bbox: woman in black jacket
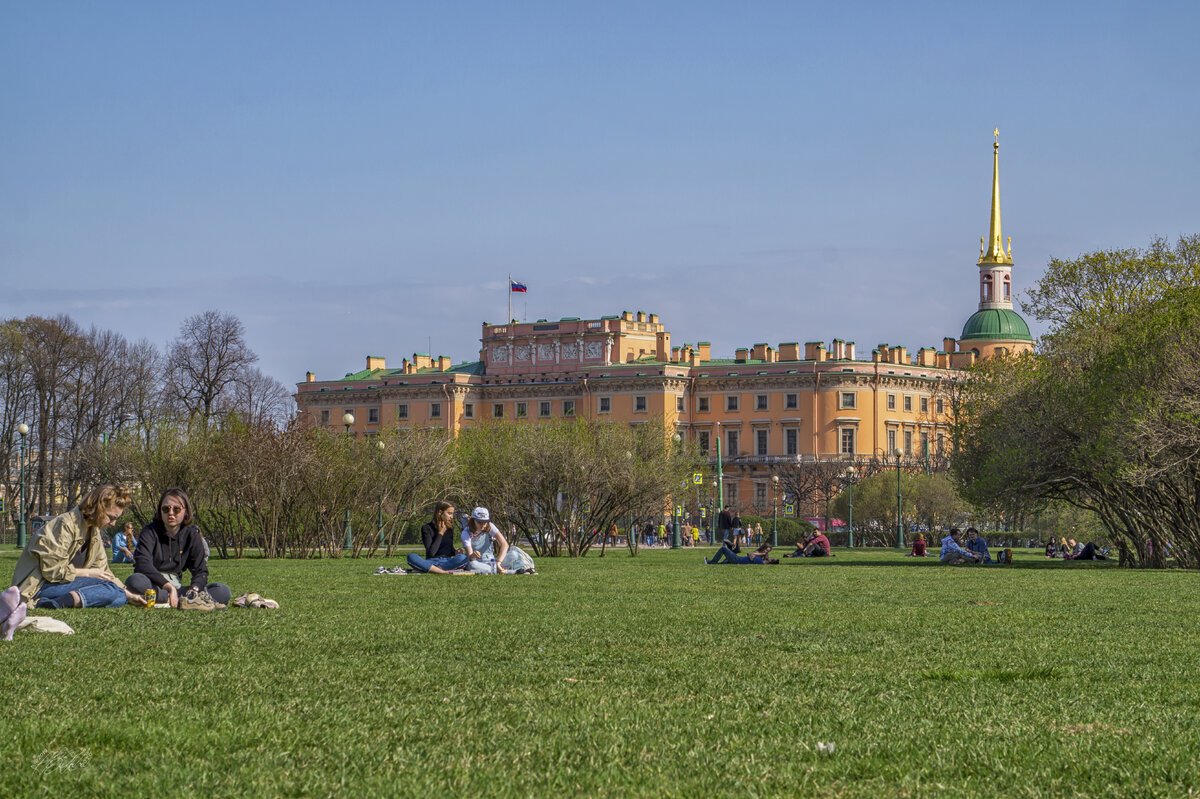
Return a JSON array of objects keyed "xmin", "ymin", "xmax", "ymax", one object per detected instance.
[{"xmin": 126, "ymin": 488, "xmax": 231, "ymax": 609}]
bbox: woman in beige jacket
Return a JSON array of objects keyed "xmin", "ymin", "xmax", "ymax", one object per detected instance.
[{"xmin": 11, "ymin": 484, "xmax": 147, "ymax": 609}]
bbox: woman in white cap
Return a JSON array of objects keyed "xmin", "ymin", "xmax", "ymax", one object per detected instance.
[{"xmin": 461, "ymin": 507, "xmax": 509, "ymax": 573}]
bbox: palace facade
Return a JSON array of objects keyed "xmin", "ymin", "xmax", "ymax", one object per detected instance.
[{"xmin": 295, "ymin": 136, "xmax": 1033, "ymax": 511}]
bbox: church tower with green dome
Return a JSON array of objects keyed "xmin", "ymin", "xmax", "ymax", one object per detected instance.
[{"xmin": 957, "ymin": 130, "xmax": 1034, "ymax": 358}]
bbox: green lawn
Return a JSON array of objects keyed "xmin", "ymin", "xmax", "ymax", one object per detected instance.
[{"xmin": 2, "ymin": 547, "xmax": 1197, "ymax": 798}]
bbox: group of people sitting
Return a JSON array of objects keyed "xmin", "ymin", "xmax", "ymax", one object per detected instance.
[
  {"xmin": 7, "ymin": 484, "xmax": 230, "ymax": 616},
  {"xmin": 1045, "ymin": 537, "xmax": 1108, "ymax": 561},
  {"xmin": 938, "ymin": 528, "xmax": 994, "ymax": 564},
  {"xmin": 398, "ymin": 502, "xmax": 536, "ymax": 575},
  {"xmin": 703, "ymin": 529, "xmax": 832, "ymax": 565}
]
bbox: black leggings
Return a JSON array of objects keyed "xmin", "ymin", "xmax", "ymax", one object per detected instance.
[{"xmin": 126, "ymin": 574, "xmax": 232, "ymax": 605}]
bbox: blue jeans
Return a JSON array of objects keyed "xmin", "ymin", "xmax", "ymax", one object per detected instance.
[
  {"xmin": 112, "ymin": 551, "xmax": 133, "ymax": 564},
  {"xmin": 35, "ymin": 577, "xmax": 127, "ymax": 608},
  {"xmin": 406, "ymin": 553, "xmax": 469, "ymax": 573},
  {"xmin": 708, "ymin": 544, "xmax": 750, "ymax": 564}
]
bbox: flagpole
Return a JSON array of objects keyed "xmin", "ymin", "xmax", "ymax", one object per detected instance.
[{"xmin": 507, "ymin": 273, "xmax": 512, "ymax": 324}]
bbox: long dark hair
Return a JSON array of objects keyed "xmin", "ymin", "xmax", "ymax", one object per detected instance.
[{"xmin": 430, "ymin": 500, "xmax": 454, "ymax": 530}]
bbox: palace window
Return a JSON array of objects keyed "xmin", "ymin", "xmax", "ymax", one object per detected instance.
[
  {"xmin": 840, "ymin": 428, "xmax": 856, "ymax": 454},
  {"xmin": 756, "ymin": 429, "xmax": 768, "ymax": 456},
  {"xmin": 599, "ymin": 397, "xmax": 611, "ymax": 413},
  {"xmin": 785, "ymin": 393, "xmax": 798, "ymax": 410},
  {"xmin": 921, "ymin": 397, "xmax": 929, "ymax": 414},
  {"xmin": 727, "ymin": 430, "xmax": 739, "ymax": 456},
  {"xmin": 398, "ymin": 404, "xmax": 408, "ymax": 420},
  {"xmin": 786, "ymin": 429, "xmax": 798, "ymax": 455},
  {"xmin": 430, "ymin": 403, "xmax": 441, "ymax": 419},
  {"xmin": 755, "ymin": 482, "xmax": 768, "ymax": 507},
  {"xmin": 920, "ymin": 432, "xmax": 930, "ymax": 456},
  {"xmin": 677, "ymin": 396, "xmax": 685, "ymax": 412},
  {"xmin": 756, "ymin": 394, "xmax": 768, "ymax": 411},
  {"xmin": 698, "ymin": 397, "xmax": 710, "ymax": 412},
  {"xmin": 888, "ymin": 429, "xmax": 897, "ymax": 453},
  {"xmin": 982, "ymin": 273, "xmax": 994, "ymax": 302},
  {"xmin": 493, "ymin": 403, "xmax": 504, "ymax": 419},
  {"xmin": 840, "ymin": 392, "xmax": 856, "ymax": 409},
  {"xmin": 904, "ymin": 430, "xmax": 913, "ymax": 453},
  {"xmin": 727, "ymin": 395, "xmax": 739, "ymax": 412},
  {"xmin": 563, "ymin": 400, "xmax": 575, "ymax": 417},
  {"xmin": 698, "ymin": 431, "xmax": 710, "ymax": 453},
  {"xmin": 635, "ymin": 396, "xmax": 647, "ymax": 412},
  {"xmin": 887, "ymin": 394, "xmax": 896, "ymax": 410},
  {"xmin": 904, "ymin": 396, "xmax": 912, "ymax": 412},
  {"xmin": 368, "ymin": 408, "xmax": 379, "ymax": 423},
  {"xmin": 539, "ymin": 401, "xmax": 551, "ymax": 418},
  {"xmin": 320, "ymin": 409, "xmax": 329, "ymax": 424},
  {"xmin": 464, "ymin": 403, "xmax": 474, "ymax": 419},
  {"xmin": 726, "ymin": 483, "xmax": 738, "ymax": 506},
  {"xmin": 937, "ymin": 433, "xmax": 946, "ymax": 454},
  {"xmin": 937, "ymin": 398, "xmax": 945, "ymax": 415},
  {"xmin": 516, "ymin": 402, "xmax": 527, "ymax": 418},
  {"xmin": 1003, "ymin": 275, "xmax": 1011, "ymax": 301}
]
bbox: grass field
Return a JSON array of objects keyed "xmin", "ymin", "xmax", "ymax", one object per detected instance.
[{"xmin": 2, "ymin": 546, "xmax": 1198, "ymax": 798}]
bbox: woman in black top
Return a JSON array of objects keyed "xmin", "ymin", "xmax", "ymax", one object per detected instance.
[
  {"xmin": 126, "ymin": 488, "xmax": 231, "ymax": 608},
  {"xmin": 405, "ymin": 501, "xmax": 471, "ymax": 573}
]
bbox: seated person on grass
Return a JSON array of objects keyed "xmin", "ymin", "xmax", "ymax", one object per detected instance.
[
  {"xmin": 126, "ymin": 488, "xmax": 232, "ymax": 610},
  {"xmin": 112, "ymin": 521, "xmax": 137, "ymax": 564},
  {"xmin": 13, "ymin": 484, "xmax": 147, "ymax": 609},
  {"xmin": 907, "ymin": 533, "xmax": 927, "ymax": 557},
  {"xmin": 965, "ymin": 528, "xmax": 992, "ymax": 563},
  {"xmin": 939, "ymin": 528, "xmax": 981, "ymax": 565},
  {"xmin": 460, "ymin": 507, "xmax": 536, "ymax": 574},
  {"xmin": 793, "ymin": 531, "xmax": 831, "ymax": 558},
  {"xmin": 705, "ymin": 543, "xmax": 776, "ymax": 565},
  {"xmin": 407, "ymin": 501, "xmax": 471, "ymax": 574}
]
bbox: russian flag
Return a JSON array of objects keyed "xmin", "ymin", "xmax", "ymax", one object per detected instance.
[{"xmin": 510, "ymin": 279, "xmax": 528, "ymax": 293}]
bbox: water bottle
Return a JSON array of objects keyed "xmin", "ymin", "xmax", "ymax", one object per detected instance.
[{"xmin": 489, "ymin": 556, "xmax": 496, "ymax": 574}]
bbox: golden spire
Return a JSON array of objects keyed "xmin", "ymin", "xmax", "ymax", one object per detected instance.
[{"xmin": 978, "ymin": 128, "xmax": 1013, "ymax": 265}]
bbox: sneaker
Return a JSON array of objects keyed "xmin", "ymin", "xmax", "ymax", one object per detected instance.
[
  {"xmin": 389, "ymin": 566, "xmax": 408, "ymax": 574},
  {"xmin": 178, "ymin": 588, "xmax": 224, "ymax": 611}
]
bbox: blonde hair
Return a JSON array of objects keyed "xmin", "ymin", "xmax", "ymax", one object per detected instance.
[{"xmin": 79, "ymin": 484, "xmax": 132, "ymax": 528}]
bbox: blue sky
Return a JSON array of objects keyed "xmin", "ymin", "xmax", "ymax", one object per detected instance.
[{"xmin": 3, "ymin": 1, "xmax": 1197, "ymax": 386}]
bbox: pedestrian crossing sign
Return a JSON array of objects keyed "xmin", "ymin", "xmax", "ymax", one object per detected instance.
[
  {"xmin": 692, "ymin": 473, "xmax": 703, "ymax": 484},
  {"xmin": 700, "ymin": 508, "xmax": 707, "ymax": 518},
  {"xmin": 784, "ymin": 504, "xmax": 795, "ymax": 516}
]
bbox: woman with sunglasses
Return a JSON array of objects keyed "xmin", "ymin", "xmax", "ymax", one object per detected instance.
[
  {"xmin": 11, "ymin": 484, "xmax": 147, "ymax": 609},
  {"xmin": 126, "ymin": 488, "xmax": 231, "ymax": 609}
]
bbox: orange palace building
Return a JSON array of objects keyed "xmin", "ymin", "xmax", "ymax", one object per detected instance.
[{"xmin": 295, "ymin": 136, "xmax": 1033, "ymax": 512}]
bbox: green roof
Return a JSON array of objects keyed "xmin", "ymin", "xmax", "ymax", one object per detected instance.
[{"xmin": 960, "ymin": 308, "xmax": 1033, "ymax": 342}]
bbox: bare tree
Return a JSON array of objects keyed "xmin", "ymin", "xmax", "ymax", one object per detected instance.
[
  {"xmin": 229, "ymin": 367, "xmax": 295, "ymax": 427},
  {"xmin": 166, "ymin": 311, "xmax": 258, "ymax": 421}
]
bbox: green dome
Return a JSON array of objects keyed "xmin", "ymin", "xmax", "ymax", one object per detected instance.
[{"xmin": 959, "ymin": 308, "xmax": 1033, "ymax": 342}]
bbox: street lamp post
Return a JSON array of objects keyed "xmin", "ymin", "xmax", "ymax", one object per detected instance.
[
  {"xmin": 671, "ymin": 433, "xmax": 682, "ymax": 549},
  {"xmin": 98, "ymin": 432, "xmax": 109, "ymax": 481},
  {"xmin": 771, "ymin": 475, "xmax": 779, "ymax": 547},
  {"xmin": 342, "ymin": 413, "xmax": 355, "ymax": 551},
  {"xmin": 846, "ymin": 465, "xmax": 856, "ymax": 548},
  {"xmin": 17, "ymin": 423, "xmax": 29, "ymax": 549},
  {"xmin": 375, "ymin": 440, "xmax": 385, "ymax": 548},
  {"xmin": 894, "ymin": 448, "xmax": 905, "ymax": 549}
]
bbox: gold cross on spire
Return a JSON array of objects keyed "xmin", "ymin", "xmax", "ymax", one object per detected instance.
[{"xmin": 994, "ymin": 127, "xmax": 999, "ymax": 141}]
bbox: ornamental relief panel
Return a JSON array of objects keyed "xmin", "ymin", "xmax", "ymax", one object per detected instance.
[
  {"xmin": 514, "ymin": 345, "xmax": 531, "ymax": 362},
  {"xmin": 585, "ymin": 341, "xmax": 603, "ymax": 359},
  {"xmin": 561, "ymin": 342, "xmax": 580, "ymax": 360},
  {"xmin": 491, "ymin": 345, "xmax": 509, "ymax": 362},
  {"xmin": 537, "ymin": 343, "xmax": 556, "ymax": 361}
]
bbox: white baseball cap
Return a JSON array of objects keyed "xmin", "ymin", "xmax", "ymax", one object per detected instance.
[{"xmin": 471, "ymin": 507, "xmax": 490, "ymax": 522}]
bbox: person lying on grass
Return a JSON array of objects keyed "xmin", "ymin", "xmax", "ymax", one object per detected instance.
[
  {"xmin": 705, "ymin": 543, "xmax": 777, "ymax": 565},
  {"xmin": 406, "ymin": 501, "xmax": 471, "ymax": 574},
  {"xmin": 12, "ymin": 484, "xmax": 148, "ymax": 609},
  {"xmin": 939, "ymin": 528, "xmax": 982, "ymax": 565},
  {"xmin": 965, "ymin": 528, "xmax": 992, "ymax": 563},
  {"xmin": 1063, "ymin": 541, "xmax": 1109, "ymax": 561},
  {"xmin": 126, "ymin": 488, "xmax": 231, "ymax": 610}
]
